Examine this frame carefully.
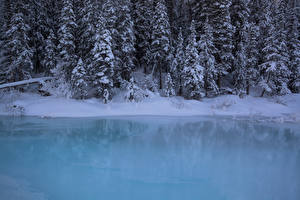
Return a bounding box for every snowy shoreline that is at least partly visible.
[0,92,299,123]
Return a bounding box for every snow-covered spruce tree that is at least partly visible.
[286,7,300,92]
[230,0,250,95]
[0,0,12,82]
[114,0,136,83]
[43,30,56,76]
[124,77,148,102]
[245,22,260,95]
[77,0,95,66]
[56,0,77,82]
[259,5,291,96]
[71,58,88,99]
[210,0,234,89]
[183,20,205,100]
[192,0,212,34]
[171,29,185,96]
[51,0,77,97]
[28,0,51,74]
[151,0,172,89]
[232,29,248,95]
[164,72,175,97]
[131,0,154,73]
[198,18,218,97]
[89,14,114,103]
[3,2,33,83]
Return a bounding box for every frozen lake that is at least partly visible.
[0,116,299,200]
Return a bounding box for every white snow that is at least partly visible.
[0,92,299,122]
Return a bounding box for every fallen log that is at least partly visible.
[0,77,54,90]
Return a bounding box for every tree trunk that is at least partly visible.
[217,74,221,89]
[179,76,182,96]
[261,89,265,97]
[246,80,250,95]
[159,66,162,90]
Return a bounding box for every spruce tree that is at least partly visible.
[28,0,50,74]
[245,22,260,95]
[43,30,57,76]
[115,0,136,83]
[71,58,88,99]
[183,21,204,100]
[198,19,218,96]
[89,15,114,102]
[151,0,172,89]
[285,2,300,92]
[132,0,154,73]
[211,0,234,88]
[57,0,77,82]
[77,0,95,66]
[259,5,291,96]
[164,72,175,97]
[171,29,185,96]
[3,2,33,82]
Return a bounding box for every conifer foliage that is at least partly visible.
[0,0,299,101]
[183,21,204,100]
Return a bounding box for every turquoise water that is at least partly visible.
[0,116,299,200]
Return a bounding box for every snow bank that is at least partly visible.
[0,92,300,122]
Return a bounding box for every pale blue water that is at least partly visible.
[0,116,299,200]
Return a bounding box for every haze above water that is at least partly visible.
[0,116,299,200]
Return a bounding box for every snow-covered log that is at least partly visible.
[0,77,55,90]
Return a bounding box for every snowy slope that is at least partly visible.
[0,92,299,122]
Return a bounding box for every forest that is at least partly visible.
[0,0,299,103]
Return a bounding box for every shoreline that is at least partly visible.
[0,93,299,122]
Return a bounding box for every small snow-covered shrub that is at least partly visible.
[124,78,149,102]
[5,104,25,116]
[164,73,175,97]
[40,79,73,98]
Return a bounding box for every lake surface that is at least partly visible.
[0,116,299,200]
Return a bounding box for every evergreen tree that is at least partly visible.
[232,29,247,95]
[89,15,114,102]
[171,29,185,96]
[43,30,56,75]
[71,57,88,99]
[245,22,260,95]
[164,72,175,97]
[77,0,95,66]
[3,2,33,82]
[211,0,234,88]
[198,19,218,96]
[230,0,250,94]
[259,6,291,96]
[57,0,77,82]
[115,0,136,83]
[28,0,51,74]
[151,0,172,89]
[183,21,204,100]
[285,3,300,92]
[131,0,154,73]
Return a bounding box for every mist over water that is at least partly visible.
[0,116,299,200]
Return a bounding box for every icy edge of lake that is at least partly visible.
[0,92,299,123]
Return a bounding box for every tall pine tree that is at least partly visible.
[151,0,172,89]
[183,21,204,100]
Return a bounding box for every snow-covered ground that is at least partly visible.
[0,92,300,122]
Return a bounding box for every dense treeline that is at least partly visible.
[0,0,299,102]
